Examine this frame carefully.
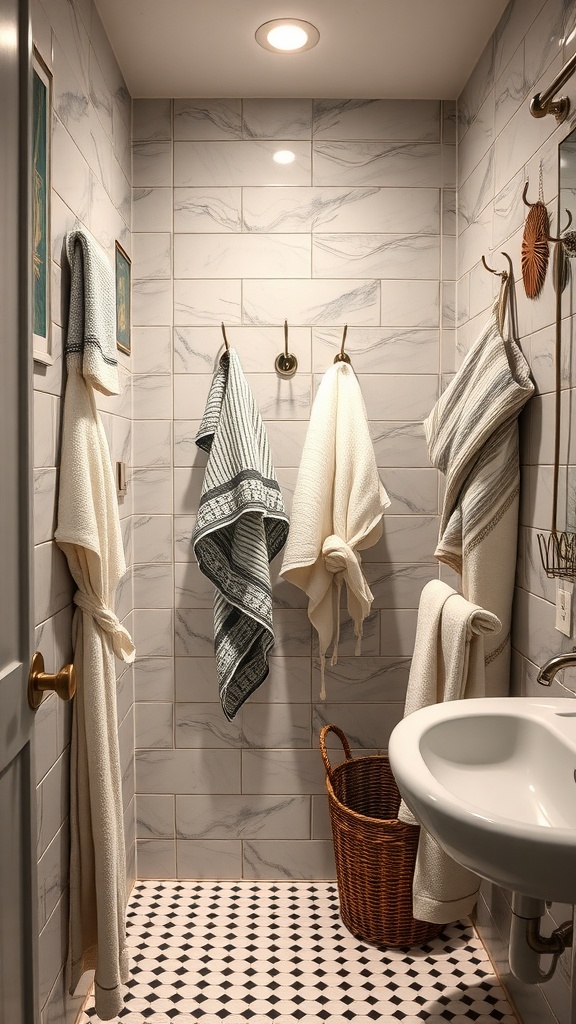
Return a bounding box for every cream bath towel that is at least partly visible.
[280,361,389,696]
[398,580,501,923]
[56,229,134,1020]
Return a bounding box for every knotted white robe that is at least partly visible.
[55,229,134,1020]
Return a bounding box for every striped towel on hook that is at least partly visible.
[192,348,289,720]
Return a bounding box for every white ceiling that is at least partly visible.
[94,0,509,100]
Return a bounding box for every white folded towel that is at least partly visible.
[280,361,390,696]
[398,579,501,923]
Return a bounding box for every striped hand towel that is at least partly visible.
[192,349,289,720]
[424,301,534,694]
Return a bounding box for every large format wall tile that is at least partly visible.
[312,327,439,373]
[242,99,312,140]
[242,840,335,879]
[174,141,312,186]
[312,99,440,142]
[313,142,442,187]
[313,657,410,702]
[133,99,172,142]
[312,701,404,749]
[133,142,172,186]
[174,187,242,233]
[312,232,440,280]
[176,840,242,878]
[369,421,429,467]
[241,749,327,795]
[174,233,311,279]
[243,278,381,326]
[174,703,244,748]
[174,326,312,374]
[175,794,311,840]
[136,794,175,839]
[174,279,242,326]
[243,186,440,234]
[136,749,241,795]
[174,99,242,140]
[133,187,173,232]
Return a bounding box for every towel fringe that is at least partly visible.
[329,576,343,671]
[319,655,326,701]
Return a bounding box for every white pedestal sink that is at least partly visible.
[388,697,576,906]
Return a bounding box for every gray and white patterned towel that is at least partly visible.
[192,349,289,720]
[65,228,119,396]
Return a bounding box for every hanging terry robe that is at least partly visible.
[192,349,289,720]
[398,580,501,923]
[280,361,390,695]
[425,301,534,694]
[55,229,134,1021]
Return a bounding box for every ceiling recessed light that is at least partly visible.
[255,19,320,54]
[273,150,296,164]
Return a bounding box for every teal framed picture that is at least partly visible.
[32,47,52,364]
[115,241,131,355]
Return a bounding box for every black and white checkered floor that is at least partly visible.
[80,881,517,1024]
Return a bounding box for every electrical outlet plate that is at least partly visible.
[555,581,573,637]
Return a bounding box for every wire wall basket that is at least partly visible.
[537,529,576,580]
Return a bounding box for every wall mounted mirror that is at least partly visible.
[558,127,576,535]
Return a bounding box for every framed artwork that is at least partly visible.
[32,47,52,365]
[115,241,131,355]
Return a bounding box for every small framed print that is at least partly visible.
[32,47,53,365]
[115,241,131,355]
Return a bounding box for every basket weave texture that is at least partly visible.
[320,724,441,948]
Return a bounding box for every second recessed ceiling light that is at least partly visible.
[255,19,320,53]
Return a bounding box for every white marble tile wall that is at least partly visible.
[132,95,455,883]
[31,1,133,1021]
[456,3,576,1024]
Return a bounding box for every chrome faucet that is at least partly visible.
[537,651,576,685]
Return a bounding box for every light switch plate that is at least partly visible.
[555,581,573,637]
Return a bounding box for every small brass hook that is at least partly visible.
[545,209,573,242]
[522,180,540,207]
[221,322,230,352]
[481,252,513,280]
[334,324,351,365]
[274,319,298,378]
[481,253,513,336]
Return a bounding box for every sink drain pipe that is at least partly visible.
[509,893,573,984]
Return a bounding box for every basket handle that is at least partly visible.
[319,724,352,780]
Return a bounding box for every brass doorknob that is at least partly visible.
[28,652,77,710]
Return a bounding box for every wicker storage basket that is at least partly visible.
[320,724,441,948]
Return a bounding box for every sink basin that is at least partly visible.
[388,697,576,905]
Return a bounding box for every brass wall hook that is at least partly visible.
[221,322,230,352]
[333,324,351,365]
[522,180,542,207]
[275,320,298,378]
[482,253,513,336]
[549,211,574,293]
[481,252,513,280]
[28,651,76,710]
[522,180,535,206]
[545,208,573,243]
